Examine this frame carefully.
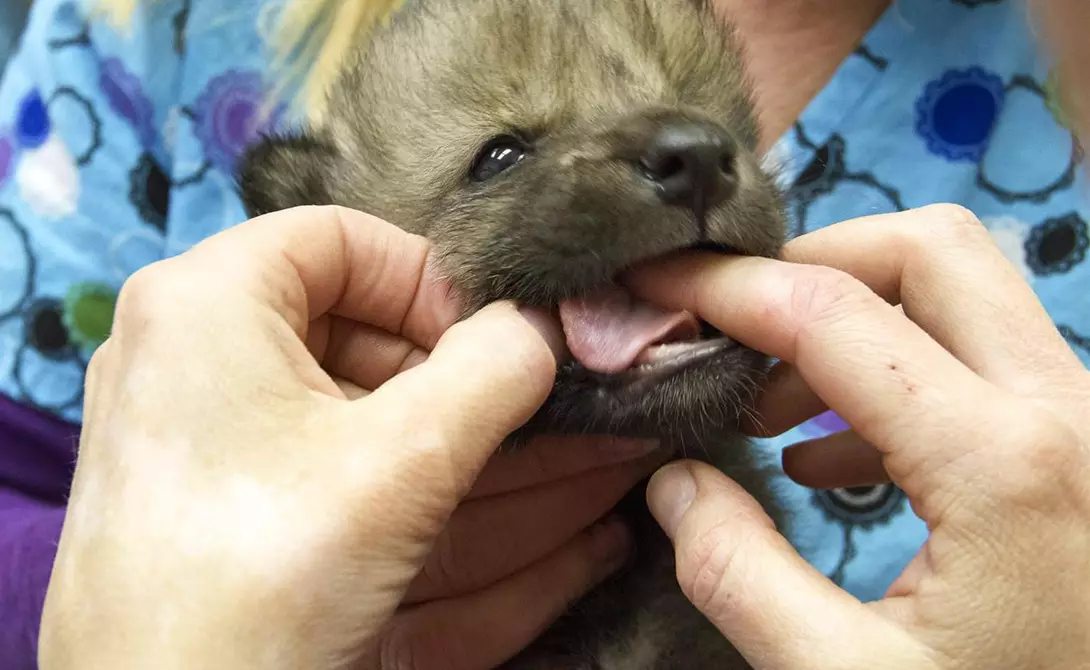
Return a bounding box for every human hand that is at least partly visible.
[37,206,656,670]
[627,205,1090,669]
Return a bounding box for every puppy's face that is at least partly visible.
[240,0,786,442]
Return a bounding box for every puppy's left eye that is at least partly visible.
[471,135,527,181]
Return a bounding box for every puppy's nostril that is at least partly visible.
[640,154,686,181]
[640,120,737,212]
[719,153,735,176]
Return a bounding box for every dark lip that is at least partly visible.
[565,335,738,390]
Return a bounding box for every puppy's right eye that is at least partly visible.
[471,135,527,181]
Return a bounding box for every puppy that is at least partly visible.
[239,0,788,667]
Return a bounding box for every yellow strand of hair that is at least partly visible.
[92,0,405,122]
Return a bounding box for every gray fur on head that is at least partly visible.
[239,0,787,667]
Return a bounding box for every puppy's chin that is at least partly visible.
[511,343,769,446]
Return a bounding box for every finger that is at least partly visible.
[357,303,565,500]
[377,518,631,670]
[468,435,661,499]
[626,251,1019,497]
[404,451,664,603]
[782,431,890,489]
[781,205,1085,397]
[170,205,462,348]
[741,361,828,437]
[647,461,924,669]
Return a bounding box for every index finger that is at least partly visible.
[178,205,463,349]
[624,252,1023,500]
[781,206,1083,395]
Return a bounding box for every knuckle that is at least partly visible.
[113,266,157,321]
[788,265,871,333]
[114,261,193,326]
[991,409,1086,509]
[916,203,990,248]
[84,342,110,384]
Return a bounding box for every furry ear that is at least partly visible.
[236,131,340,217]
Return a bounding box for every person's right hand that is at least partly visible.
[628,204,1090,669]
[37,206,654,670]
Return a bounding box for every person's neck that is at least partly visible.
[711,0,892,152]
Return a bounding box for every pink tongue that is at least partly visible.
[558,285,700,374]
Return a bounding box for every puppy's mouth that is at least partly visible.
[557,283,736,387]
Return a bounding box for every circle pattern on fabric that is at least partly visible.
[812,484,907,528]
[13,343,86,411]
[16,90,51,150]
[63,282,117,350]
[1025,212,1089,276]
[24,298,74,360]
[788,126,905,235]
[192,71,280,174]
[15,134,80,219]
[794,143,834,191]
[976,76,1076,204]
[47,87,103,166]
[129,153,171,230]
[915,67,1004,162]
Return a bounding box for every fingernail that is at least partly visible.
[648,464,696,539]
[518,305,568,363]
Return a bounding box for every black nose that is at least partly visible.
[639,121,737,215]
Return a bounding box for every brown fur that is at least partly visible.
[238,0,788,667]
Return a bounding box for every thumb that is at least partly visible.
[361,301,565,491]
[647,461,907,669]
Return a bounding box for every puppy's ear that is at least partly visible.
[236,130,339,217]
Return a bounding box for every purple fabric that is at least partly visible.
[0,395,78,503]
[0,491,64,670]
[0,394,77,668]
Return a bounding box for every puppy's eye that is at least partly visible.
[470,135,527,181]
